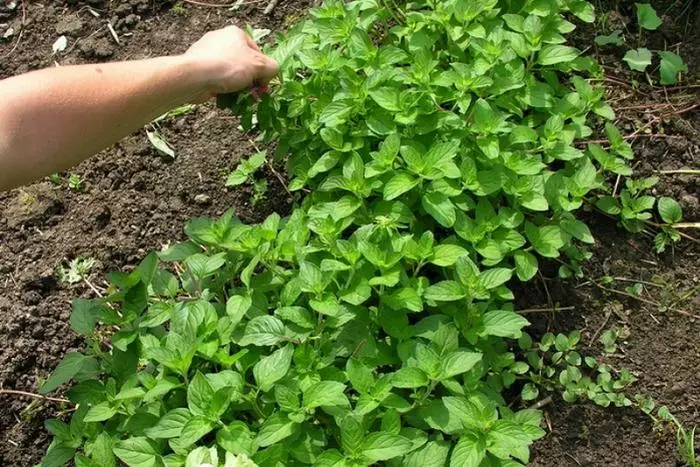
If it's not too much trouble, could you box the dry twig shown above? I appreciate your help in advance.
[0,389,71,405]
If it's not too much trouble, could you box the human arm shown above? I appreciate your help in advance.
[0,26,278,192]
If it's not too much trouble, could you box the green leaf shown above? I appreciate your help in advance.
[187,372,214,418]
[39,352,94,394]
[179,416,215,446]
[70,299,102,336]
[521,383,539,401]
[384,173,420,200]
[561,218,594,244]
[658,51,687,85]
[422,193,456,227]
[275,306,315,329]
[450,433,486,467]
[623,48,652,72]
[392,367,430,388]
[84,402,117,422]
[113,437,159,467]
[226,295,252,330]
[658,197,682,223]
[239,315,286,346]
[303,381,349,408]
[570,1,595,22]
[513,250,538,281]
[439,351,482,379]
[253,344,294,392]
[41,444,76,467]
[405,441,451,467]
[636,3,662,30]
[144,408,191,439]
[483,310,530,338]
[424,281,466,302]
[256,412,297,447]
[595,30,624,46]
[479,268,513,290]
[369,87,402,112]
[430,244,469,267]
[319,100,354,127]
[538,45,579,65]
[360,433,413,462]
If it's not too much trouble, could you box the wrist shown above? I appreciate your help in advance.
[174,54,227,96]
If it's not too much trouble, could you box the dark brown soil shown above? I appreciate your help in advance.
[0,1,697,466]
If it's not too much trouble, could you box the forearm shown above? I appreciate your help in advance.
[0,56,212,191]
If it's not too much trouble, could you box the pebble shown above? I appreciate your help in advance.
[55,14,83,35]
[194,194,212,205]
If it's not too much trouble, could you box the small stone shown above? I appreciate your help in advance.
[79,37,115,58]
[55,14,83,35]
[114,3,133,17]
[194,194,212,205]
[124,14,139,26]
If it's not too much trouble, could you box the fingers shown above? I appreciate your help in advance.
[245,34,262,53]
[254,53,280,85]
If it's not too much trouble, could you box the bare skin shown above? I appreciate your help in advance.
[0,26,278,192]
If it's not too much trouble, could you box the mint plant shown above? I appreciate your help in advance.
[39,1,686,466]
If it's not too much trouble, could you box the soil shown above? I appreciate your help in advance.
[0,1,698,466]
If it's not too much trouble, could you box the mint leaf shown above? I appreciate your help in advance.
[360,433,413,462]
[430,244,469,267]
[439,351,482,379]
[450,432,486,467]
[144,408,191,439]
[303,381,349,408]
[239,316,287,346]
[392,367,430,388]
[424,281,466,302]
[658,197,682,223]
[253,344,294,392]
[256,412,297,447]
[384,172,420,200]
[113,437,159,467]
[39,352,94,394]
[538,45,579,65]
[422,192,456,227]
[483,310,530,338]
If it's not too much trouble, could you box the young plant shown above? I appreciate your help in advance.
[56,257,98,285]
[48,173,62,185]
[636,395,698,466]
[596,3,688,84]
[226,151,267,188]
[68,173,84,191]
[519,331,635,407]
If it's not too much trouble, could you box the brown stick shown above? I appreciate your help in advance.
[0,389,71,404]
[529,395,553,410]
[2,0,26,59]
[658,169,700,175]
[594,284,700,320]
[517,306,576,314]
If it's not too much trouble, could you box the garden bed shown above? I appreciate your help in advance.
[0,1,698,465]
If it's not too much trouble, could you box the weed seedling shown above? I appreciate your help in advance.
[68,174,83,191]
[56,257,97,285]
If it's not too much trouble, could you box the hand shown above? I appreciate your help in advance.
[184,26,279,98]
